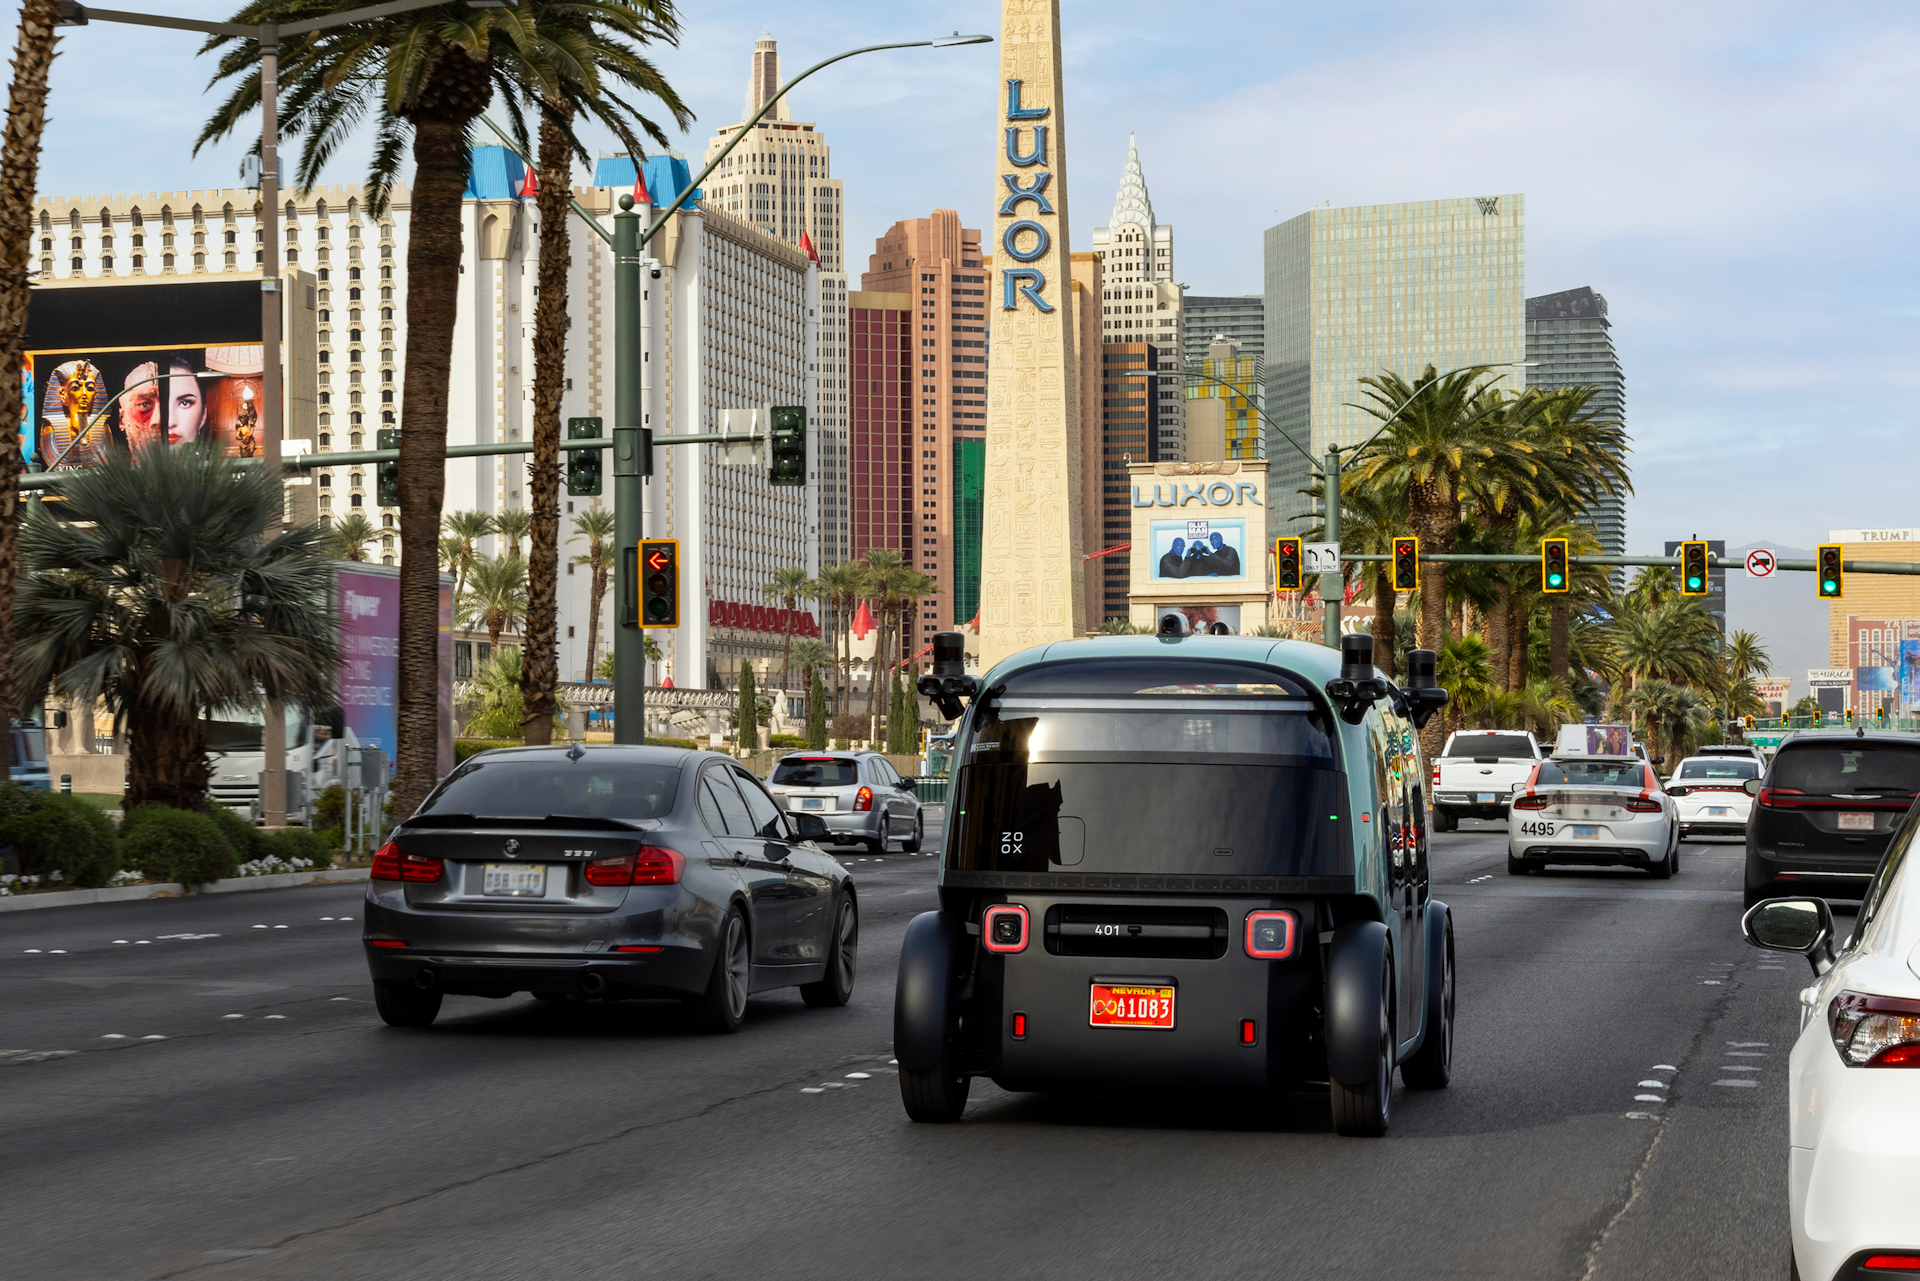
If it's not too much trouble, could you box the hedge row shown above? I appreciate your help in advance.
[0,783,336,890]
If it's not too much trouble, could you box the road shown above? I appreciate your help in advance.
[1,819,1806,1281]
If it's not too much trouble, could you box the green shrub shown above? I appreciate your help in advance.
[769,733,808,749]
[208,802,274,864]
[267,827,335,870]
[120,806,239,887]
[311,785,346,832]
[0,792,121,888]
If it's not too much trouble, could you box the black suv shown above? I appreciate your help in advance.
[1744,731,1920,908]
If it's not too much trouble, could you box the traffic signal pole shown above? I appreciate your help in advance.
[612,196,648,745]
[1321,445,1342,649]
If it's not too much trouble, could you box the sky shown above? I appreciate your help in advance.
[16,0,1920,671]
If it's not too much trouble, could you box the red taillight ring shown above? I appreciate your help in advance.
[983,903,1029,954]
[1244,910,1296,959]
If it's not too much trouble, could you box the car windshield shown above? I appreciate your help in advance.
[1677,759,1759,780]
[1769,742,1920,795]
[1448,734,1534,759]
[948,659,1348,878]
[770,758,860,786]
[419,756,681,820]
[1537,760,1647,788]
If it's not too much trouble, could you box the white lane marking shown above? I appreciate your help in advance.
[329,997,352,1001]
[320,917,335,921]
[339,916,353,921]
[49,950,65,954]
[265,1015,287,1020]
[157,934,220,940]
[142,1035,165,1040]
[1713,1079,1760,1087]
[1652,1064,1678,1070]
[252,925,268,930]
[1758,965,1784,970]
[1717,1066,1761,1072]
[272,925,288,930]
[101,1034,126,1039]
[113,940,128,945]
[1633,1093,1665,1102]
[1637,1080,1667,1088]
[845,1072,871,1079]
[1726,1051,1767,1057]
[22,949,41,953]
[823,1082,845,1089]
[800,1087,824,1094]
[1624,1112,1658,1120]
[1702,980,1722,985]
[889,1059,898,1065]
[1728,1041,1769,1046]
[221,1014,246,1020]
[134,940,150,945]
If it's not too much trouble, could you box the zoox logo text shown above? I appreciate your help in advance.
[1000,80,1055,314]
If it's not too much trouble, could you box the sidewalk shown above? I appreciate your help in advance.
[0,867,370,913]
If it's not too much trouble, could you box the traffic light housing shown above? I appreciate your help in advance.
[1392,537,1419,592]
[1541,537,1570,593]
[1876,705,1887,725]
[566,417,603,497]
[376,429,400,507]
[637,538,680,628]
[1275,537,1302,591]
[1680,540,1709,596]
[1744,715,1755,729]
[768,405,806,487]
[1817,543,1844,599]
[1846,708,1855,726]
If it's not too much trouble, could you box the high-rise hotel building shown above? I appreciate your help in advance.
[701,34,850,569]
[1265,194,1527,528]
[859,211,988,650]
[1526,286,1627,560]
[1091,136,1184,461]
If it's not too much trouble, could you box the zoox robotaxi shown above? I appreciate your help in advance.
[896,628,1455,1136]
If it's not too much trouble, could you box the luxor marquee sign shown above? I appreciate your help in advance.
[1000,79,1055,314]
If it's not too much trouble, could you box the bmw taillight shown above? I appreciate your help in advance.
[1512,793,1548,811]
[584,847,686,887]
[1244,910,1296,959]
[1829,991,1920,1066]
[983,903,1028,953]
[853,786,874,812]
[370,842,443,883]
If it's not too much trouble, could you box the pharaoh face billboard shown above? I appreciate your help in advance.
[24,280,265,469]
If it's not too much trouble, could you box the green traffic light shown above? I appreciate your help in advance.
[1548,573,1563,587]
[1824,579,1837,593]
[1687,576,1703,590]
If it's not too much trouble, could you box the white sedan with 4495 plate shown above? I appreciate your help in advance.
[1506,756,1680,877]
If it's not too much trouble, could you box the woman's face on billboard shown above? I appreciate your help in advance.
[120,361,162,454]
[166,368,205,447]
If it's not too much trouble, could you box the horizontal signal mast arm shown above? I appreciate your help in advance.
[1337,552,1920,576]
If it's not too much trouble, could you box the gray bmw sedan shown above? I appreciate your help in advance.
[363,744,857,1033]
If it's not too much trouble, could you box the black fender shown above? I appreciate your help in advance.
[894,910,968,1073]
[1325,919,1391,1087]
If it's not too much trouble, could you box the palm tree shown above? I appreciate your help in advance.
[858,549,908,715]
[199,0,556,817]
[458,554,529,651]
[0,0,62,734]
[515,0,691,753]
[1349,365,1516,653]
[328,513,378,562]
[492,507,532,559]
[762,564,813,690]
[1434,634,1496,741]
[1100,617,1151,635]
[789,637,833,697]
[813,561,864,714]
[439,536,465,576]
[568,507,615,683]
[14,444,338,810]
[442,509,494,600]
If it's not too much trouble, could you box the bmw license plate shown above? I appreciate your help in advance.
[483,863,547,896]
[1570,825,1600,840]
[1839,813,1874,831]
[1089,983,1175,1029]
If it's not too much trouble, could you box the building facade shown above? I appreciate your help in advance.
[1527,285,1626,560]
[859,210,989,643]
[1186,336,1262,463]
[1091,135,1184,460]
[1184,294,1263,369]
[1264,194,1528,528]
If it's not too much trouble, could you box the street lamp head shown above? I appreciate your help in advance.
[619,194,635,212]
[930,32,992,45]
[54,0,86,25]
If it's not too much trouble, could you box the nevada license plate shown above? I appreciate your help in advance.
[483,863,547,896]
[1570,825,1600,840]
[1089,983,1175,1029]
[1706,807,1730,816]
[1839,813,1874,831]
[1477,793,1495,803]
[797,798,827,810]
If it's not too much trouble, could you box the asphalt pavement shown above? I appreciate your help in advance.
[0,819,1808,1281]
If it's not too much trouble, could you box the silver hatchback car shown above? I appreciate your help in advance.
[764,751,923,855]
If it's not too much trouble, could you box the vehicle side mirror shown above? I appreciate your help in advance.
[1651,756,1665,766]
[792,813,829,841]
[1741,897,1835,975]
[1743,778,1762,795]
[1510,781,1525,793]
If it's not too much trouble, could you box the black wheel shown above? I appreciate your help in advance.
[373,980,441,1028]
[688,908,750,1033]
[901,810,923,853]
[1433,809,1456,834]
[1401,914,1454,1090]
[900,1067,970,1123]
[1507,852,1532,875]
[801,897,858,1007]
[1331,961,1393,1137]
[1648,847,1674,879]
[864,835,886,857]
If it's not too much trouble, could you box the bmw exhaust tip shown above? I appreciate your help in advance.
[414,968,438,991]
[581,972,607,997]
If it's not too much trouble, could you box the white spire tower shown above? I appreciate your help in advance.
[1093,134,1185,457]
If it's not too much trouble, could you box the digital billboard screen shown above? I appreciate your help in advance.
[23,279,264,470]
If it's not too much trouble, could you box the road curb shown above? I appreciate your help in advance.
[0,868,370,913]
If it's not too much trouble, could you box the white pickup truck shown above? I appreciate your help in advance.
[1430,729,1546,832]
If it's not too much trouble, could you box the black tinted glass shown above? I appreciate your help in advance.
[1771,743,1920,795]
[771,757,860,786]
[422,756,680,819]
[1536,760,1647,788]
[1450,734,1535,759]
[997,657,1316,699]
[1678,759,1759,780]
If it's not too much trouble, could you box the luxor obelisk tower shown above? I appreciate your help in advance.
[978,0,1085,669]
